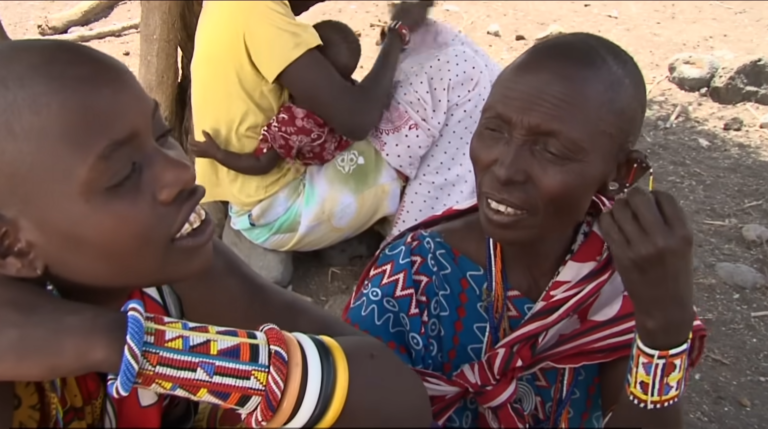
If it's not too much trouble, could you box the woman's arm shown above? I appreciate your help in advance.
[0,241,433,426]
[278,30,404,141]
[250,1,432,141]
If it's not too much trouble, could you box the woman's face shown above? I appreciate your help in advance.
[13,70,215,288]
[470,60,626,245]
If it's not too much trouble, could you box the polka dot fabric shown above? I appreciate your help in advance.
[370,20,501,237]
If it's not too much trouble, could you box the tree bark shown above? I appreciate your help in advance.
[48,19,138,43]
[0,19,10,42]
[138,1,182,142]
[37,0,121,36]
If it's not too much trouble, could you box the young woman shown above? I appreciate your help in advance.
[0,39,431,428]
[344,33,707,428]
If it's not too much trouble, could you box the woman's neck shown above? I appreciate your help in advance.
[499,226,580,302]
[49,278,132,311]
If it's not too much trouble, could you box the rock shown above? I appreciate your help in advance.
[698,87,708,96]
[222,223,293,287]
[317,228,383,267]
[201,201,228,239]
[742,224,768,244]
[709,56,768,105]
[715,262,766,290]
[121,50,130,56]
[723,117,744,131]
[606,10,619,19]
[696,137,711,148]
[515,34,526,41]
[760,113,768,129]
[442,4,460,12]
[324,294,351,318]
[486,23,501,37]
[667,53,721,92]
[535,24,566,44]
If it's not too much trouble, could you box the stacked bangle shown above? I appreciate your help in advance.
[108,301,350,428]
[284,333,323,428]
[315,336,349,428]
[626,332,692,409]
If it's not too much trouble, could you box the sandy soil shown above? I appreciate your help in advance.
[2,1,768,428]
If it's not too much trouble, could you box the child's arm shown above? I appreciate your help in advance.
[190,132,281,176]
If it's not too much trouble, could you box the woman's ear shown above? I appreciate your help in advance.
[605,149,651,197]
[0,217,44,279]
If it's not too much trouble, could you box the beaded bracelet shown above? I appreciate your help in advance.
[106,300,148,398]
[107,300,284,420]
[626,332,692,409]
[305,335,336,428]
[315,336,349,428]
[284,333,323,428]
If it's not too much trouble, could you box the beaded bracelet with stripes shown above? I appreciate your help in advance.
[107,299,289,422]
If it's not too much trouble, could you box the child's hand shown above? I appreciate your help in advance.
[189,131,222,160]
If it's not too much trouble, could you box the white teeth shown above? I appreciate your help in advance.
[487,198,526,216]
[175,206,207,238]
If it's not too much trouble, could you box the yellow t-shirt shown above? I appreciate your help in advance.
[191,1,322,207]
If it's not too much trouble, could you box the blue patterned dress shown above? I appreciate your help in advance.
[345,230,605,428]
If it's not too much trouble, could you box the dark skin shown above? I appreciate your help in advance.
[433,55,693,428]
[0,40,431,428]
[276,0,433,141]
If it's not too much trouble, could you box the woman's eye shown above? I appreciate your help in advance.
[109,162,139,189]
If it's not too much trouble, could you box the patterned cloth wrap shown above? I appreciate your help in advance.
[12,286,244,428]
[343,199,708,428]
[254,103,354,166]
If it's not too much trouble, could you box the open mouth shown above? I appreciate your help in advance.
[487,198,528,217]
[175,205,207,239]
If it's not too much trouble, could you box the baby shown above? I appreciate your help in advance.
[190,20,361,175]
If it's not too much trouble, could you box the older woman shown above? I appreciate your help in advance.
[344,33,707,428]
[191,0,432,254]
[371,19,500,237]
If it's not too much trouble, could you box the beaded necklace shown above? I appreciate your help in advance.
[482,222,592,428]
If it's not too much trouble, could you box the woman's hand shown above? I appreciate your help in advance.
[189,131,222,161]
[599,187,695,350]
[391,1,434,32]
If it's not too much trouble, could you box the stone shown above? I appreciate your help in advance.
[515,34,526,41]
[760,113,768,129]
[715,262,766,290]
[723,117,744,131]
[534,24,566,44]
[667,53,721,92]
[709,56,768,105]
[201,201,228,239]
[317,228,383,267]
[486,23,501,37]
[741,224,768,244]
[221,222,293,287]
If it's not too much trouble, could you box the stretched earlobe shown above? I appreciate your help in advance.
[0,221,45,279]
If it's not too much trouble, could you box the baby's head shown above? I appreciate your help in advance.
[0,40,214,290]
[313,20,361,80]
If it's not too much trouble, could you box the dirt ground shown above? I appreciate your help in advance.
[2,1,768,428]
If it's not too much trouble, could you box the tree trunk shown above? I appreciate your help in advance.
[37,0,121,36]
[138,0,202,153]
[0,19,10,42]
[138,1,182,143]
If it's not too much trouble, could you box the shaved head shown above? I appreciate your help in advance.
[0,40,137,209]
[0,40,213,291]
